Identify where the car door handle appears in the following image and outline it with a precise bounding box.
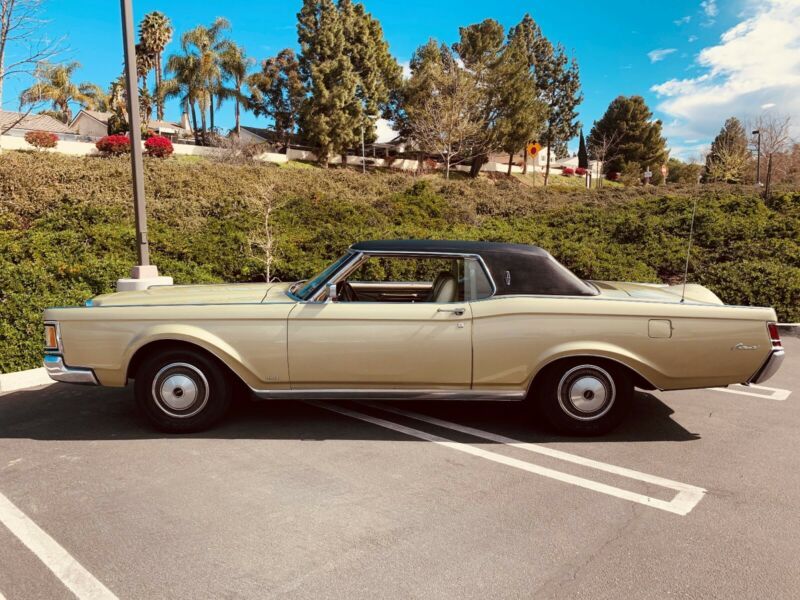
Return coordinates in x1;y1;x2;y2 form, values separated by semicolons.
437;307;466;316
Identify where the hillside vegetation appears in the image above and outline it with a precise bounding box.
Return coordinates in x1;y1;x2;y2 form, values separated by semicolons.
1;152;798;371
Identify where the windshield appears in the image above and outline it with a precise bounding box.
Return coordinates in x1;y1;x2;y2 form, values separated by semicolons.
294;252;354;300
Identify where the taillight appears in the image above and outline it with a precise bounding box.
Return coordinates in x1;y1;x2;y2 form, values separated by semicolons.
767;323;782;349
44;323;59;351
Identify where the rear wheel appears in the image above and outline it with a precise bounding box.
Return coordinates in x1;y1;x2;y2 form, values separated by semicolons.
534;360;632;436
134;348;232;433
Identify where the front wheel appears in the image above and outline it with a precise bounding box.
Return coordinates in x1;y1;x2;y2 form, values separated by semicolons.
134;348;232;433
534;360;632;436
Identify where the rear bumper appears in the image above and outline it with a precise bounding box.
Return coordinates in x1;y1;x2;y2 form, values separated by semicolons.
749;349;785;384
43;354;99;385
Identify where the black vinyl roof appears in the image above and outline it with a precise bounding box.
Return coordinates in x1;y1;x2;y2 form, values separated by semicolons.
351;239;550;257
350;240;597;297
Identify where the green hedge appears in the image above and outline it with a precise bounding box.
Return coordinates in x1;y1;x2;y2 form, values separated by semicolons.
1;152;798;372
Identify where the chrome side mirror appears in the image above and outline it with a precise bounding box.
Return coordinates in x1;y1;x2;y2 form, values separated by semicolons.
326;282;338;303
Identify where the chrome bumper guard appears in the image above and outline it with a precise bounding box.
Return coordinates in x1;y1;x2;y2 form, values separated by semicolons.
750;349;785;384
43;355;99;385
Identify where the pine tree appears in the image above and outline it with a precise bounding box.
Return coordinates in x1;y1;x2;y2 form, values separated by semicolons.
297;0;360;166
704;117;750;183
587;95;668;178
495;30;547;174
250;49;304;150
338;0;401;151
508;14;581;185
577;130;588;169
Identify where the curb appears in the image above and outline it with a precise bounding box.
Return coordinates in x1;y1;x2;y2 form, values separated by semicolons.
0;367;53;394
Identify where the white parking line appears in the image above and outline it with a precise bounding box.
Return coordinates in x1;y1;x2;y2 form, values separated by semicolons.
311;401;705;516
0;492;118;600
710;384;791;401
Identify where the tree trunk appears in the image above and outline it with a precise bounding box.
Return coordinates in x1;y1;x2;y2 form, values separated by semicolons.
764;155;773;201
209;95;215;132
155;53;163;121
544;143;552;187
190;100;199;145
235;98;240;135
445;156;450;180
522;149;528;175
507;152;514;176
200;109;208;146
469;154;486;178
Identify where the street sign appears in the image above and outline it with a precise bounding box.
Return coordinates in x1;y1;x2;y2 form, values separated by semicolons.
644;169;653;179
526;142;542;158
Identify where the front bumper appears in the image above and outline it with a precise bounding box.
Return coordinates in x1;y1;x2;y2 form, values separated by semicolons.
43;354;99;385
749;349;785;384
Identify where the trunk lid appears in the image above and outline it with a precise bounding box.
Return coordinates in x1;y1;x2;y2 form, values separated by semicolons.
590;281;724;305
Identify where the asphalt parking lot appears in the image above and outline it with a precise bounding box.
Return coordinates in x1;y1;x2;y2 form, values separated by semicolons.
1;336;798;599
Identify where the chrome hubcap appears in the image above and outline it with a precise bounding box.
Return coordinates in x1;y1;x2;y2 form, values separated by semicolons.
160;374;198;411
568;376;607;413
152;363;209;418
557;365;616;421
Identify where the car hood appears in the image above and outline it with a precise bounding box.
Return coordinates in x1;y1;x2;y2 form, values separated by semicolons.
89;282;295;307
590;281;724;305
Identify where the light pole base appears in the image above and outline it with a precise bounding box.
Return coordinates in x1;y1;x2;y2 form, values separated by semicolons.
116;265;173;292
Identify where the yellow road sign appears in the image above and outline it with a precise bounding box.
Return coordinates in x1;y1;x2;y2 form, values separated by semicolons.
526;142;542;158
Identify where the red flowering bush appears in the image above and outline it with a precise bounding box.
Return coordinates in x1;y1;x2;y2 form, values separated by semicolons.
96;134;131;155
575;167;587;176
144;135;174;158
606;171;621;181
24;130;58;150
562;167;575;176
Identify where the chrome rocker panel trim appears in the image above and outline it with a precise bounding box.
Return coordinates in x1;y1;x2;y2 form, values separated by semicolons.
251;388;526;401
749;349;785;384
43;354;99;385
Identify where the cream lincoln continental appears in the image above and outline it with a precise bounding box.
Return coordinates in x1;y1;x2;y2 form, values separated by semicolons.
43;240;785;435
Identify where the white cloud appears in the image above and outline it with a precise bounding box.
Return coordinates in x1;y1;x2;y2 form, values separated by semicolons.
652;0;800;146
399;60;411;80
701;0;718;18
688;35;699;42
648;48;678;63
674;15;691;25
761;102;776;109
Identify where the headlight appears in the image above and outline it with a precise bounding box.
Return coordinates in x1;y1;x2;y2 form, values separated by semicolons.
44;323;60;352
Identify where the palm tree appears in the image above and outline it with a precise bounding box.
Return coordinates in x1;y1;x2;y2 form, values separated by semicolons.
180;18;232;133
19;62;94;123
79;83;111;112
163;53;207;145
138;11;174;120
219;43;253;135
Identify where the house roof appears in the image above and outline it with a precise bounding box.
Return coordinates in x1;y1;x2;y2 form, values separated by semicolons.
73;109;113;126
0;110;73;134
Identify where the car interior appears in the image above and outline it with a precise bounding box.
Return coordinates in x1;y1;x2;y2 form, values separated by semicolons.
334;255;466;303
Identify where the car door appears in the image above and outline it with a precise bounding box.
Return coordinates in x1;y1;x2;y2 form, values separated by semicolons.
287;301;472;389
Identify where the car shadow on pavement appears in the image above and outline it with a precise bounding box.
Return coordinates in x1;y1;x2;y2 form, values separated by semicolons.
0;384;700;443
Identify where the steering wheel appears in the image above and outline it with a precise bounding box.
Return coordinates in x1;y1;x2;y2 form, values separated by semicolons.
337;281;359;302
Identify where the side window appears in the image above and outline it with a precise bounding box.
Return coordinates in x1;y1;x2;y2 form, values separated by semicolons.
464;258;493;301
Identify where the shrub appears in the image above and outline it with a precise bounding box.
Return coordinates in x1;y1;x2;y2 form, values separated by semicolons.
145;135;174;158
24;130;58;150
562;167;575;176
575;167;587;176
606;171;621;181
96;134;131;155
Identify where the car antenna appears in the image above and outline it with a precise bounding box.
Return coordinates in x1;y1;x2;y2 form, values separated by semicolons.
680;196;699;303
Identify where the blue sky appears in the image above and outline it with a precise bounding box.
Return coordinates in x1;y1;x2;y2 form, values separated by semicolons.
4;0;798;160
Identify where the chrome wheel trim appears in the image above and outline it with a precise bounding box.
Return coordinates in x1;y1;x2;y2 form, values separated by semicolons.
152;363;209;418
557;365;616;422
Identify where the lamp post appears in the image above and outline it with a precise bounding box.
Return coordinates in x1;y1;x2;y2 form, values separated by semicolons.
361;122;366;174
752;129;762;185
116;0;172;291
